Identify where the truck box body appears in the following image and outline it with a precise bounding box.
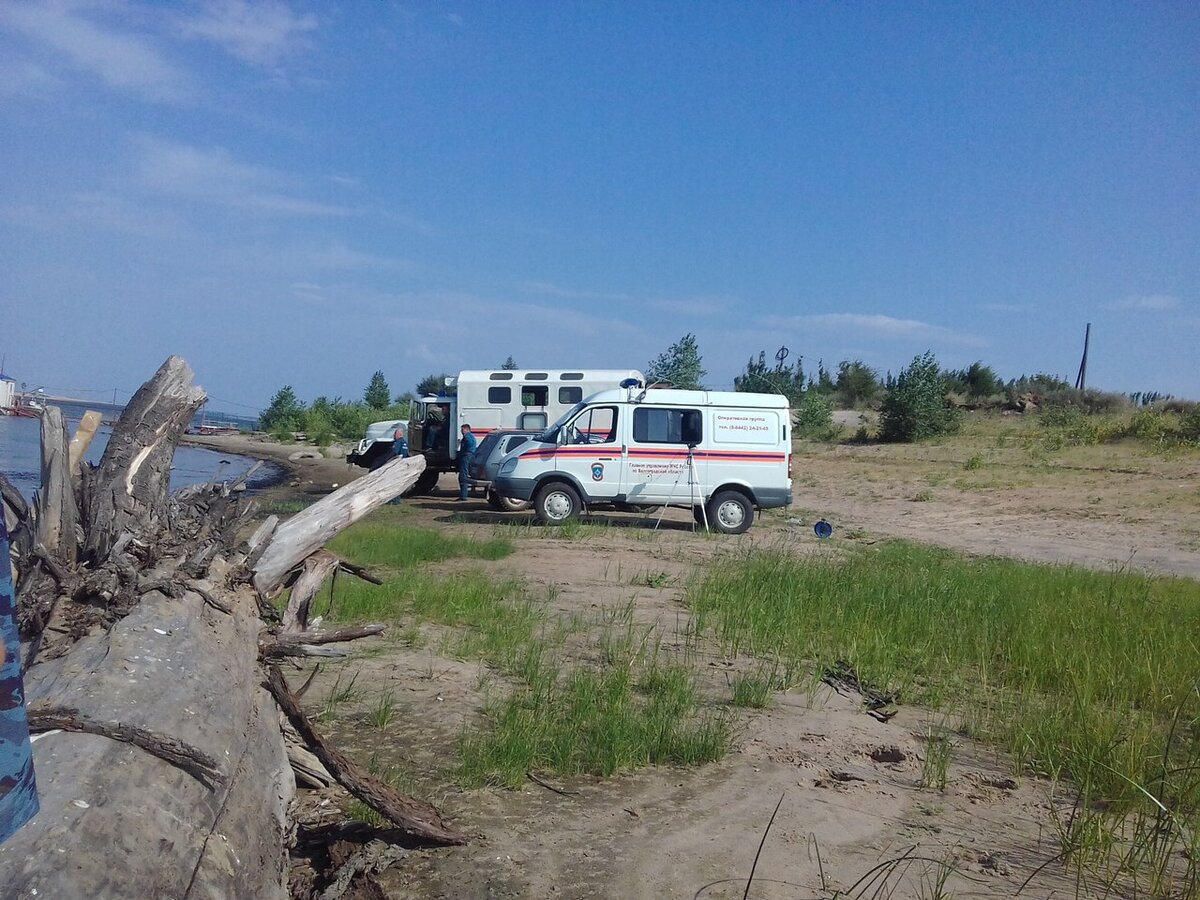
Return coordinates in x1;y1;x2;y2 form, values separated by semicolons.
347;369;644;476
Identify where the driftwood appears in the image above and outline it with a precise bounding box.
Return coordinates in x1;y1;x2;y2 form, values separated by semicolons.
1;356;459;899
82;355;206;562
282;549;341;633
267;666;464;845
252;454;426;596
37;406;78;564
67;409;102;474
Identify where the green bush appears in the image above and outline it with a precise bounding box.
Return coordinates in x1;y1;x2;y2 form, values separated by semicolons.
879;352;962;443
1179;408;1200;444
793;390;834;438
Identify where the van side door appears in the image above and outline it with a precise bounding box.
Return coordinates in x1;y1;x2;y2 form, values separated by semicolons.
626;406;706;505
557;405;623;501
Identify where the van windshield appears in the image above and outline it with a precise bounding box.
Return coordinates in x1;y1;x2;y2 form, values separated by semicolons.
537;402;585;443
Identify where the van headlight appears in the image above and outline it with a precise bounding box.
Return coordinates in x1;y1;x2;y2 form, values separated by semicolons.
499;457;518;476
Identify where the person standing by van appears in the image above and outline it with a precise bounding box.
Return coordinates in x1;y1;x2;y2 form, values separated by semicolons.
457;424;477;501
388;425;409;505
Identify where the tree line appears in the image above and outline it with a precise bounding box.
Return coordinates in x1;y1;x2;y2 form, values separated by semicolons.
644;333;1188;443
259;338;1190;448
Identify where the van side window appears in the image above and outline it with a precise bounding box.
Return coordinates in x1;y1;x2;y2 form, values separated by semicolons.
522;385;549;406
488;386;511;404
558;386;583;404
566;406;617;445
633;408;702;445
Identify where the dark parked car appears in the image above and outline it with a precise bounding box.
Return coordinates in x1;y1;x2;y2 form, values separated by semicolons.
469;429;540;511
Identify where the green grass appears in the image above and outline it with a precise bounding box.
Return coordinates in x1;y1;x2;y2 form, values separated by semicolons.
459;659;732;788
729;668;778;709
313;518;732;789
689;541;1200;893
327;520;513;572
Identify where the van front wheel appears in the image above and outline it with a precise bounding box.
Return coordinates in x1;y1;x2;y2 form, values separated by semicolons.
534;482;581;525
706;491;753;535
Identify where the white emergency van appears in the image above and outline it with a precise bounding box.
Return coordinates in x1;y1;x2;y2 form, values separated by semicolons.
494;386;792;534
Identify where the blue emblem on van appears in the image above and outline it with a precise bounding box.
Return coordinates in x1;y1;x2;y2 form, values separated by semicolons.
591;463;604;481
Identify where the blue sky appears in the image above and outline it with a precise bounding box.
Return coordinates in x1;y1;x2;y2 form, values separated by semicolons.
2;1;1197;413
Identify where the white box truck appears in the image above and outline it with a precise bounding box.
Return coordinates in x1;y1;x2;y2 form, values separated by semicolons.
347;368;644;495
494;386;792;533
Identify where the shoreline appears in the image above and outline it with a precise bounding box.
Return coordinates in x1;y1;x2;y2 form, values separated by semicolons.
181;433;366;503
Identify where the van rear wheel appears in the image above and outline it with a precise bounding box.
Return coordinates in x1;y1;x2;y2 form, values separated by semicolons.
705;491;753;535
534;482;581;525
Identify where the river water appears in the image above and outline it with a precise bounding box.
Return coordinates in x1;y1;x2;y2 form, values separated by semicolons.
0;402;284;503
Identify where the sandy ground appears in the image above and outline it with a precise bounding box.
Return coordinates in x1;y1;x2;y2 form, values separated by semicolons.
193;431;1197;898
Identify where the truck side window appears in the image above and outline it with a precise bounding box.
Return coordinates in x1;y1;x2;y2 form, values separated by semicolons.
558;386;583;404
488;386;511;403
633;408;701;445
522;385;549;406
566;407;617;444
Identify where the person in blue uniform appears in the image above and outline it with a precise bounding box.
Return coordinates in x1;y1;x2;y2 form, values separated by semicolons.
457;424;477;501
388;425;409;505
1;517;39;844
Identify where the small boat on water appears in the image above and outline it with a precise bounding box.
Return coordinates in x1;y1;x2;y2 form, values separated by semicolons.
8;398;43;418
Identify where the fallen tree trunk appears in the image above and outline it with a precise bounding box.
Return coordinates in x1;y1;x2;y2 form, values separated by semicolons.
0;357;457;898
252;455;426;597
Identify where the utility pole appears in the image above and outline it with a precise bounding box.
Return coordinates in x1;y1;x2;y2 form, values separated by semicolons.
1074;323;1091;391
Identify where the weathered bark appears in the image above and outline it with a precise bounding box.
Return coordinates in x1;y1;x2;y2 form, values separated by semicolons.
37;406;78;564
82;355;206;562
28;707;225;787
267;666;464;846
281;549;341;632
253;454;426;596
3;588;294;899
261;624;386;660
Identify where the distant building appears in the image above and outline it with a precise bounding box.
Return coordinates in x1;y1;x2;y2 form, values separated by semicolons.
0;373;15;413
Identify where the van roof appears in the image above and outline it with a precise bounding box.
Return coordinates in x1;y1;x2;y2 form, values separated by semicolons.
582;388;790;409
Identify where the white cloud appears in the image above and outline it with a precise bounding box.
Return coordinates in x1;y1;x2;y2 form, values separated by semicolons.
762;312;984;347
649;296;729;317
133;135;351;217
0;56;63;96
519;281;634;303
1106;294;1181;312
179;0;316;67
0;0;190;101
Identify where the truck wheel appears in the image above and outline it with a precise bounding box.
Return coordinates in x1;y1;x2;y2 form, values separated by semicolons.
488;490;531;513
534;482;581;525
405;468;440;497
705;491;753;535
